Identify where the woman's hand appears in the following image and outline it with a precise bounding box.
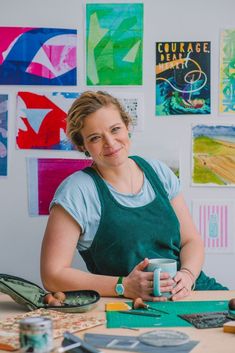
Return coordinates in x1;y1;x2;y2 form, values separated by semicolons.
170;270;194;301
123;258;175;301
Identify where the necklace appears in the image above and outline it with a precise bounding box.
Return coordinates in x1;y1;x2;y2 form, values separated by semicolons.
93;160;135;195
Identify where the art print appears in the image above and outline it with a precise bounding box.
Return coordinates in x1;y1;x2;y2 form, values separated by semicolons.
156;42;210;115
220;29;235;114
27;158;92;215
0;27;77;85
192;125;235;186
16;91;80;150
86;3;143;85
192;200;234;253
0;94;8;176
107;91;144;131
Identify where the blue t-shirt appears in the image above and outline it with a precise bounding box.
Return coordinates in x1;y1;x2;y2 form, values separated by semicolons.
50;158;180;251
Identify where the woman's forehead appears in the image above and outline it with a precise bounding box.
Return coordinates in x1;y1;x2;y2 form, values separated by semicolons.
83;106;122;125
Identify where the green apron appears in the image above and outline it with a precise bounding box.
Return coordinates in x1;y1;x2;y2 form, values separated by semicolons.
80;156;228;291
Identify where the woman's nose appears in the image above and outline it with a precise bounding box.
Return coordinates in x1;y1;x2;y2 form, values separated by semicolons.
103;134;115;146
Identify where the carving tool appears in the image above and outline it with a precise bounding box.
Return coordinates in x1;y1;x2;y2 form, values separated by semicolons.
133;297;169;314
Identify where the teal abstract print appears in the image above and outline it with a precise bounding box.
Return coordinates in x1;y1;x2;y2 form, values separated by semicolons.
220;29;235;114
86;3;143;85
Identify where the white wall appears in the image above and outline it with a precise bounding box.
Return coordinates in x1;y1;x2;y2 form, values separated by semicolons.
0;0;234;289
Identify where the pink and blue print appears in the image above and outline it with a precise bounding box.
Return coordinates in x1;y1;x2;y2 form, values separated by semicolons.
0;95;8;176
0;27;77;85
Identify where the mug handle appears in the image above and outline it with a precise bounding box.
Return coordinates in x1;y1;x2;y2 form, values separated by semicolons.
153;267;162;296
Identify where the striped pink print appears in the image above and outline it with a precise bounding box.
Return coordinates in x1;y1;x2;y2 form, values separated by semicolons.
211;205;215;248
207;205;211;248
225;206;228;247
199;204;228;250
216;205;219;248
220;206;224;248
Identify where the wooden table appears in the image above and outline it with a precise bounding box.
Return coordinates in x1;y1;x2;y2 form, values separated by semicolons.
1;291;235;353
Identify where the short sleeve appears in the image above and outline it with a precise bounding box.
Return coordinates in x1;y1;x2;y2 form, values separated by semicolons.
50;171;99;234
146;159;180;200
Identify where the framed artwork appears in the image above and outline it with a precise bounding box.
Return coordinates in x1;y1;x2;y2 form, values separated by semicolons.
0;27;77;85
0;94;8;176
27;158;92;215
156;41;210;115
219;29;235;114
86;3;143;85
192;124;235;186
106;91;144;131
16;91;80;150
192;200;234;253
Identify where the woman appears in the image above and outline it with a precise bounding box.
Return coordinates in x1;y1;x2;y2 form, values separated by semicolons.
40;91;227;302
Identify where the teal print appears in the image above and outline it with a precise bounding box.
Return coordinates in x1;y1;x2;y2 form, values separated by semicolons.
86;3;143;85
209;213;219;238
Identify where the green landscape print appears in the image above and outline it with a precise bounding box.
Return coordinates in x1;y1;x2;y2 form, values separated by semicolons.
192;125;235;186
86;3;143;85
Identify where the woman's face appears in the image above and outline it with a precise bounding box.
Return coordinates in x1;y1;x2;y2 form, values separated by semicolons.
80;105;130;169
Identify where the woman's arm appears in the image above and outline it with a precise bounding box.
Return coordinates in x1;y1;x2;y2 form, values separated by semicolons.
169;193;205;300
41;204;120;295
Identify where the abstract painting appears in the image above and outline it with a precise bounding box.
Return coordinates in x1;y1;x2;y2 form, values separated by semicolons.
27;158;93;215
0;94;8;176
220;29;235;114
156;42;211;115
192;125;235;186
0;27;77;85
16;91;80;150
86;3;143;85
192;200;234;253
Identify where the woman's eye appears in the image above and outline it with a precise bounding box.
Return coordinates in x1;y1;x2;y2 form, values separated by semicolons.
90;136;100;142
111;126;121;133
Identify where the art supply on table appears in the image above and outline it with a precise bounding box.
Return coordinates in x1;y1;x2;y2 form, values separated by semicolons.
228;309;235;320
228;298;235;310
178;311;230;329
19;317;53;353
62;331;103;353
106;300;229;328
84;332;199;353
57;342;82;353
0;308;104;351
138;329;190;347
118;310;161;318
120;326;140;331
0;273;100;313
105;302;131;311
227;297;235;320
133;298;169;314
223;321;235;333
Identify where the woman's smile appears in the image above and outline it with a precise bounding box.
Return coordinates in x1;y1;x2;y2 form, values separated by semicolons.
103;146;123;157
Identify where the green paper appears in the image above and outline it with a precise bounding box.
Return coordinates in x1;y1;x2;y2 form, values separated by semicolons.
106;300;228;328
86;3;143;85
